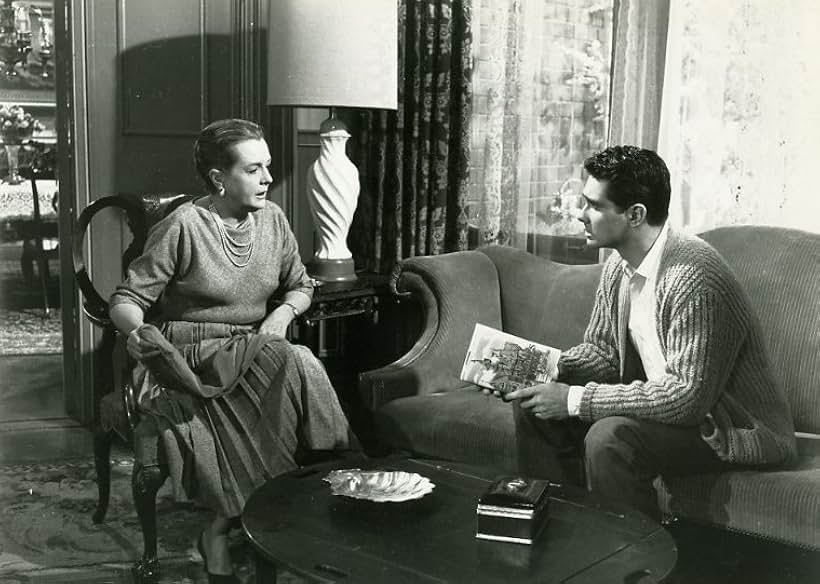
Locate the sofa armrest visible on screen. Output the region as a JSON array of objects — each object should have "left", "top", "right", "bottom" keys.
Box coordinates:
[{"left": 359, "top": 250, "right": 503, "bottom": 410}]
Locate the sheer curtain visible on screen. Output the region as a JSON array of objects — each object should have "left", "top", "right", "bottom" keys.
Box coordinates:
[
  {"left": 609, "top": 0, "right": 669, "bottom": 148},
  {"left": 466, "top": 0, "right": 613, "bottom": 263},
  {"left": 658, "top": 0, "right": 820, "bottom": 234}
]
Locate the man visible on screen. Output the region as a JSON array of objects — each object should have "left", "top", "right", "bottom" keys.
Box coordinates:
[{"left": 505, "top": 145, "right": 796, "bottom": 520}]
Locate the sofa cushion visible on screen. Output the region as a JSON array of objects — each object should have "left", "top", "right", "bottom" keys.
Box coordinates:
[
  {"left": 375, "top": 388, "right": 517, "bottom": 473},
  {"left": 657, "top": 436, "right": 820, "bottom": 550}
]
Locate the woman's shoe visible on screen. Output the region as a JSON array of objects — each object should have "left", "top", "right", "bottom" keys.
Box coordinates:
[{"left": 197, "top": 530, "right": 239, "bottom": 584}]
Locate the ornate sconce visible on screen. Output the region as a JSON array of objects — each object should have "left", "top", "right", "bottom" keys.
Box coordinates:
[{"left": 0, "top": 0, "right": 53, "bottom": 82}]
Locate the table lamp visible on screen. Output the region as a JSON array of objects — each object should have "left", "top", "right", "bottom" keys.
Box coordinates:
[{"left": 267, "top": 0, "right": 398, "bottom": 282}]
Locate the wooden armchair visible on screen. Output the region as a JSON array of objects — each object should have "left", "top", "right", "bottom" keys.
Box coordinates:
[{"left": 72, "top": 192, "right": 194, "bottom": 583}]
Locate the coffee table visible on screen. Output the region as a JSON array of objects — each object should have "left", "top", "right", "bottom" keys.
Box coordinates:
[{"left": 241, "top": 456, "right": 677, "bottom": 583}]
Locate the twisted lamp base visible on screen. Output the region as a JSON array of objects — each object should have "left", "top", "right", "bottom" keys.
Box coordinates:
[{"left": 305, "top": 116, "right": 360, "bottom": 282}]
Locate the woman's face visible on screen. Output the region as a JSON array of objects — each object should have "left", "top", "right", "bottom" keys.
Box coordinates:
[{"left": 215, "top": 138, "right": 273, "bottom": 215}]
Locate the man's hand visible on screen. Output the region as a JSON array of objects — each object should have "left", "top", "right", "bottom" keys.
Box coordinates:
[
  {"left": 504, "top": 382, "right": 571, "bottom": 420},
  {"left": 258, "top": 305, "right": 293, "bottom": 338}
]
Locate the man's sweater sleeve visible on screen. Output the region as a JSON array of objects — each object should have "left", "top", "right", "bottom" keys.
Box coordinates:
[{"left": 558, "top": 257, "right": 621, "bottom": 385}]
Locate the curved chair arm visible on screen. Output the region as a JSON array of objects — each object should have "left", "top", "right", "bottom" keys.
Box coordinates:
[
  {"left": 72, "top": 193, "right": 194, "bottom": 328},
  {"left": 73, "top": 195, "right": 145, "bottom": 327},
  {"left": 359, "top": 250, "right": 504, "bottom": 411}
]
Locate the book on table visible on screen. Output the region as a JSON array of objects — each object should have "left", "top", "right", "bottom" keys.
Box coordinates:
[{"left": 460, "top": 323, "right": 561, "bottom": 394}]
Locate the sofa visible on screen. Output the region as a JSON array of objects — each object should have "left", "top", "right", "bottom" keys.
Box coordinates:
[{"left": 359, "top": 225, "right": 819, "bottom": 550}]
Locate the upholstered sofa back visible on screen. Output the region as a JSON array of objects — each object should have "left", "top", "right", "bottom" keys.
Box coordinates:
[
  {"left": 699, "top": 226, "right": 819, "bottom": 435},
  {"left": 372, "top": 226, "right": 817, "bottom": 427},
  {"left": 481, "top": 226, "right": 819, "bottom": 435},
  {"left": 479, "top": 245, "right": 602, "bottom": 352}
]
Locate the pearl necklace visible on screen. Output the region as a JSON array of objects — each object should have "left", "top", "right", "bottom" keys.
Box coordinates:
[{"left": 208, "top": 203, "right": 255, "bottom": 267}]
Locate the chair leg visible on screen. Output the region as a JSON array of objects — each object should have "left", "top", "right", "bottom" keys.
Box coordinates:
[
  {"left": 91, "top": 427, "right": 113, "bottom": 523},
  {"left": 131, "top": 462, "right": 168, "bottom": 583},
  {"left": 20, "top": 239, "right": 34, "bottom": 284}
]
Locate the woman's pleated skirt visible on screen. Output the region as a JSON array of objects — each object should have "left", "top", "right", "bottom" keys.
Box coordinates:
[{"left": 135, "top": 322, "right": 352, "bottom": 518}]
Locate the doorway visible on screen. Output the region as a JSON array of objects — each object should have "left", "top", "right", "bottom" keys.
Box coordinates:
[{"left": 0, "top": 0, "right": 64, "bottom": 427}]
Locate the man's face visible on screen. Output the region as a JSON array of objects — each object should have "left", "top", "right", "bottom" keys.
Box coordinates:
[{"left": 578, "top": 176, "right": 629, "bottom": 249}]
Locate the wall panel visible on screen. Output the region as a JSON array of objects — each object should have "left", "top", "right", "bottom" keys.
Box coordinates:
[
  {"left": 119, "top": 0, "right": 206, "bottom": 137},
  {"left": 112, "top": 0, "right": 233, "bottom": 194}
]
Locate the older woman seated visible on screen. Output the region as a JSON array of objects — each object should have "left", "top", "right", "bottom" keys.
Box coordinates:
[{"left": 109, "top": 118, "right": 355, "bottom": 583}]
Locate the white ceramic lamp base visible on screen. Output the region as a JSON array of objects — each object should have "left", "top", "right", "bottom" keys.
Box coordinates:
[{"left": 305, "top": 124, "right": 359, "bottom": 282}]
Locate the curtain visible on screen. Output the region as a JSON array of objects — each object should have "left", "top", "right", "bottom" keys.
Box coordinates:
[
  {"left": 466, "top": 0, "right": 614, "bottom": 257},
  {"left": 608, "top": 0, "right": 669, "bottom": 148},
  {"left": 658, "top": 0, "right": 820, "bottom": 234},
  {"left": 348, "top": 0, "right": 473, "bottom": 273}
]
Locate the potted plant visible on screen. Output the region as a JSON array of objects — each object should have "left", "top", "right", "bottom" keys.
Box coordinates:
[{"left": 0, "top": 104, "right": 45, "bottom": 184}]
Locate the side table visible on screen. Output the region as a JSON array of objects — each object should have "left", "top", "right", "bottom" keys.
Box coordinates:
[
  {"left": 295, "top": 272, "right": 392, "bottom": 357},
  {"left": 293, "top": 272, "right": 393, "bottom": 452}
]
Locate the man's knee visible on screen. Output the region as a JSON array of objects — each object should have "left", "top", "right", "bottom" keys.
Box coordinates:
[{"left": 584, "top": 416, "right": 641, "bottom": 464}]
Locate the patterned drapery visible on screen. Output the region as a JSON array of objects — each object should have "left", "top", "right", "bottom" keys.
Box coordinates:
[{"left": 347, "top": 0, "right": 473, "bottom": 274}]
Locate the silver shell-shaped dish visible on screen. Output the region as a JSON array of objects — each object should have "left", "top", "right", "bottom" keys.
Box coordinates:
[{"left": 322, "top": 468, "right": 435, "bottom": 502}]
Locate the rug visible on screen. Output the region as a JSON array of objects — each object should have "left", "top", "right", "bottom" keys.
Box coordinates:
[
  {"left": 0, "top": 251, "right": 62, "bottom": 356},
  {"left": 0, "top": 457, "right": 305, "bottom": 583},
  {"left": 0, "top": 307, "right": 62, "bottom": 356}
]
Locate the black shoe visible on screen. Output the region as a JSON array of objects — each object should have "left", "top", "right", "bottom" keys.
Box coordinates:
[{"left": 197, "top": 530, "right": 239, "bottom": 584}]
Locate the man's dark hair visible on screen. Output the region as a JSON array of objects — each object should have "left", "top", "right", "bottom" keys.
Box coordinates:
[
  {"left": 193, "top": 118, "right": 266, "bottom": 192},
  {"left": 583, "top": 146, "right": 671, "bottom": 225}
]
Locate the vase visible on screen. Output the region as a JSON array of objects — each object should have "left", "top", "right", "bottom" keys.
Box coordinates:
[{"left": 3, "top": 143, "right": 23, "bottom": 185}]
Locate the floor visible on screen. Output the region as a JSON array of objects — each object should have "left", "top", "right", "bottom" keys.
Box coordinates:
[
  {"left": 0, "top": 355, "right": 93, "bottom": 466},
  {"left": 0, "top": 241, "right": 84, "bottom": 464}
]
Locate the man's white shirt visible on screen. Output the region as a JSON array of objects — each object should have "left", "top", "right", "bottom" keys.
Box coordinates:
[{"left": 565, "top": 222, "right": 669, "bottom": 416}]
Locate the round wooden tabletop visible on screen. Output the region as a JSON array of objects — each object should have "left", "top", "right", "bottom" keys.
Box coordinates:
[{"left": 242, "top": 456, "right": 677, "bottom": 583}]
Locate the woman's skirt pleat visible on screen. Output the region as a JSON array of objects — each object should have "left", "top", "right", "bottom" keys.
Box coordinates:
[{"left": 146, "top": 334, "right": 351, "bottom": 518}]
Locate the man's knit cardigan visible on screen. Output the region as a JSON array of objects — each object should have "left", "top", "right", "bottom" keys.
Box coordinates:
[{"left": 558, "top": 229, "right": 797, "bottom": 467}]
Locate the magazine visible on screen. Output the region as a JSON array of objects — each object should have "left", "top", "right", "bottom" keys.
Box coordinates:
[{"left": 460, "top": 323, "right": 561, "bottom": 394}]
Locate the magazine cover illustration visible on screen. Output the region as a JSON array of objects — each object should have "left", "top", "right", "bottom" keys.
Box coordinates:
[{"left": 461, "top": 323, "right": 561, "bottom": 393}]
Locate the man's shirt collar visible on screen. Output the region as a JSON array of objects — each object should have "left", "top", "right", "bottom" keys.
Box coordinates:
[{"left": 622, "top": 221, "right": 669, "bottom": 281}]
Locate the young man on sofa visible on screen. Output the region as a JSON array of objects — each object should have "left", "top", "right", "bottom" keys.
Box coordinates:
[{"left": 503, "top": 145, "right": 796, "bottom": 521}]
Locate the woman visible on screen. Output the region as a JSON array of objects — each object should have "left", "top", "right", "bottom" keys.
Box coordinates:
[{"left": 110, "top": 118, "right": 354, "bottom": 582}]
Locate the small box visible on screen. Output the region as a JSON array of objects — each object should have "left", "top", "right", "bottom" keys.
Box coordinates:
[{"left": 476, "top": 476, "right": 550, "bottom": 545}]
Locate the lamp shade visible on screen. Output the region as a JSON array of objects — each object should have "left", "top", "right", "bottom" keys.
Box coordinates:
[{"left": 267, "top": 0, "right": 398, "bottom": 110}]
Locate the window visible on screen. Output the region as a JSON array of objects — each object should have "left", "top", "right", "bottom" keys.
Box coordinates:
[
  {"left": 659, "top": 0, "right": 820, "bottom": 235},
  {"left": 467, "top": 0, "right": 613, "bottom": 264}
]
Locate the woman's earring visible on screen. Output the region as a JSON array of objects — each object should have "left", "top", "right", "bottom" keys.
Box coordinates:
[{"left": 217, "top": 185, "right": 225, "bottom": 196}]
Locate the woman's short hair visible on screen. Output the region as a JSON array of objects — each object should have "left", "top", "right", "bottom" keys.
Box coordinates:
[
  {"left": 583, "top": 146, "right": 671, "bottom": 225},
  {"left": 193, "top": 119, "right": 265, "bottom": 192}
]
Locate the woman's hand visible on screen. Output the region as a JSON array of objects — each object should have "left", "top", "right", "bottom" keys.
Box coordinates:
[
  {"left": 258, "top": 305, "right": 294, "bottom": 338},
  {"left": 125, "top": 326, "right": 160, "bottom": 362}
]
